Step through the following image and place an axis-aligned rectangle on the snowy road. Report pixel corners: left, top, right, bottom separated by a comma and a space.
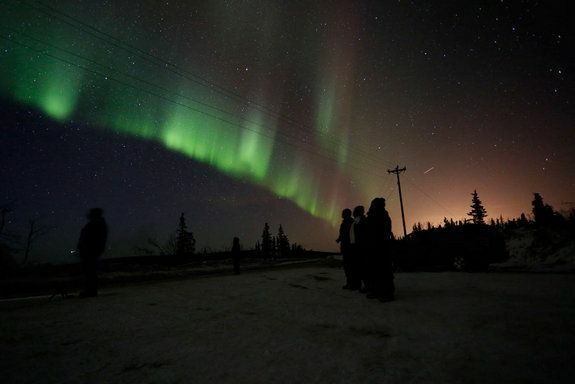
1, 267, 574, 383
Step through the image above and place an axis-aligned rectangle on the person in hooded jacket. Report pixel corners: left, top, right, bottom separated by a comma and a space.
336, 208, 356, 289
351, 205, 368, 292
365, 198, 394, 301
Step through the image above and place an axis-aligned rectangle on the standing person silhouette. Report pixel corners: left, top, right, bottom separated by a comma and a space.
336, 208, 355, 290
232, 237, 241, 274
365, 198, 394, 301
351, 205, 367, 292
76, 208, 107, 298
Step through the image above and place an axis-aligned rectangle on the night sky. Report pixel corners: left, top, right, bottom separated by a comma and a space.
1, 0, 573, 263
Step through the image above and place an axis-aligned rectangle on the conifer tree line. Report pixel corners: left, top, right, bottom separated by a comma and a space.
255, 222, 304, 258
135, 213, 306, 259
171, 190, 571, 259
175, 215, 303, 258
2, 189, 572, 272
411, 190, 572, 233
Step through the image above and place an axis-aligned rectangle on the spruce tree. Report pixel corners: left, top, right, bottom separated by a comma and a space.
176, 213, 195, 256
261, 222, 271, 258
532, 193, 554, 226
277, 224, 290, 257
468, 190, 487, 225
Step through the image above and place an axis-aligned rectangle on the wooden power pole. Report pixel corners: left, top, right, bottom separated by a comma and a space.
387, 165, 407, 238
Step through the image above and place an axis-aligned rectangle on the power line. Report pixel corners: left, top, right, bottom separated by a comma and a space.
1, 27, 284, 139
405, 177, 456, 218
8, 0, 388, 166
6, 26, 391, 179
1, 34, 393, 185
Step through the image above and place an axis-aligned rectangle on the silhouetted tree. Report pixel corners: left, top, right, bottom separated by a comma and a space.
532, 193, 555, 227
135, 234, 177, 256
176, 213, 195, 257
277, 225, 290, 257
261, 222, 271, 258
468, 190, 487, 224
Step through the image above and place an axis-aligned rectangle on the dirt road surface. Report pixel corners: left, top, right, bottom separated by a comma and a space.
1, 267, 574, 383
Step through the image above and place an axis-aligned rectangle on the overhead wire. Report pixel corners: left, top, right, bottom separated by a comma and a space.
1, 0, 399, 199
0, 33, 395, 191
11, 0, 389, 166
405, 177, 456, 218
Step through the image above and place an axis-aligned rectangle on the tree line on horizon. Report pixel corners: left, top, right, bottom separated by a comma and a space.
1, 190, 573, 274
255, 222, 305, 259
410, 190, 574, 234
395, 190, 575, 271
135, 214, 305, 260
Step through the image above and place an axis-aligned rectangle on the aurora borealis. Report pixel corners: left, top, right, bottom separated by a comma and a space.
1, 0, 573, 261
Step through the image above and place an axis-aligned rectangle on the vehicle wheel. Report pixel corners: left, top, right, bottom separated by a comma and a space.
453, 255, 466, 271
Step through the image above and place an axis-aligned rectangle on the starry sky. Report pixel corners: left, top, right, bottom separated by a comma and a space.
1, 0, 573, 263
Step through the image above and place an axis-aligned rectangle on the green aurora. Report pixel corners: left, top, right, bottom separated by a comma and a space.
0, 3, 370, 225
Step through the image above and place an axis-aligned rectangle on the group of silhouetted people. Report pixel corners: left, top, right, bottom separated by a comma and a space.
74, 200, 394, 300
336, 197, 395, 302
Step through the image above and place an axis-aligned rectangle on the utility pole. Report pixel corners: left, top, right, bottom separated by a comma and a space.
387, 165, 407, 238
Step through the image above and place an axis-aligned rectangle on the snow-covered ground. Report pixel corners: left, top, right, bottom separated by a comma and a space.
492, 227, 575, 273
1, 266, 574, 383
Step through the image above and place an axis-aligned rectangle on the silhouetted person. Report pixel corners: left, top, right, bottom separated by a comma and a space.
232, 237, 241, 274
76, 208, 107, 298
351, 205, 367, 292
336, 208, 356, 290
365, 198, 394, 301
